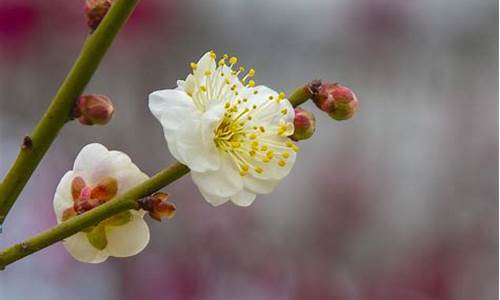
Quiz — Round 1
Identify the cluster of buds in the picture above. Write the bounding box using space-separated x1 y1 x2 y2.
310 81 359 121
139 192 176 222
290 107 316 141
73 94 114 126
84 0 113 31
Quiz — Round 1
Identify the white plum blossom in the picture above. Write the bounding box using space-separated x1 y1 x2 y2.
53 143 150 263
149 51 299 207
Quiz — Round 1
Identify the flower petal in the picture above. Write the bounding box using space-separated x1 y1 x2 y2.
191 155 243 198
75 144 145 188
243 176 279 194
73 143 109 180
149 89 198 148
199 190 230 207
193 52 216 80
53 171 75 222
63 232 109 263
111 163 149 194
171 116 220 172
105 212 150 258
149 89 221 172
231 190 257 207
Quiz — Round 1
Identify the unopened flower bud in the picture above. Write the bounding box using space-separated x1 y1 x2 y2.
139 192 176 222
313 83 359 121
74 94 114 126
84 0 113 31
290 107 316 141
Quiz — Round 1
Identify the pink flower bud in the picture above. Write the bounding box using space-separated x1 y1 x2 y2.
84 0 113 32
139 192 176 222
290 107 316 141
313 83 359 121
74 94 114 126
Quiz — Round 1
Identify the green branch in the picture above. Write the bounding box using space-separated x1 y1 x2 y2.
0 85 312 269
288 84 314 107
0 0 140 226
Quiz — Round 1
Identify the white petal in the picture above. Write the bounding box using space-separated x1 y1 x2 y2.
105 212 150 258
63 232 108 264
242 86 290 127
180 74 196 96
113 165 149 195
252 138 297 181
231 190 257 207
149 89 221 172
279 98 295 124
199 190 230 207
148 90 198 142
243 85 277 106
53 171 74 223
243 176 279 194
176 80 185 90
171 115 220 172
76 146 142 187
193 52 216 79
73 143 109 180
191 155 243 198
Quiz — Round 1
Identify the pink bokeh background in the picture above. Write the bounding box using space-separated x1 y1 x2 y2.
0 0 497 299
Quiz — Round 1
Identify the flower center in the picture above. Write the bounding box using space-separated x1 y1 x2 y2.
62 176 131 250
188 51 300 176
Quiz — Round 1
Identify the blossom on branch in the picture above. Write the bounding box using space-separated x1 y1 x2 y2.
53 143 150 263
149 51 299 207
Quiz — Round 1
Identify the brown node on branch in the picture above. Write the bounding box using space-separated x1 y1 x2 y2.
21 136 33 150
306 80 322 97
138 192 176 222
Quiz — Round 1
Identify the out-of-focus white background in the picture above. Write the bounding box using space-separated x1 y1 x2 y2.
0 0 497 299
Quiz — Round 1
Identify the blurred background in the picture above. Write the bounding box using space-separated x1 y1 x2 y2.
0 0 497 299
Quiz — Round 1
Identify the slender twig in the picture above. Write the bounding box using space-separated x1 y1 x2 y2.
0 0 140 227
0 85 313 270
288 82 316 107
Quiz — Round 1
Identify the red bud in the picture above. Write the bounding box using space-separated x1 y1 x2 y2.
290 107 316 141
313 83 359 121
74 94 114 126
84 0 113 32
